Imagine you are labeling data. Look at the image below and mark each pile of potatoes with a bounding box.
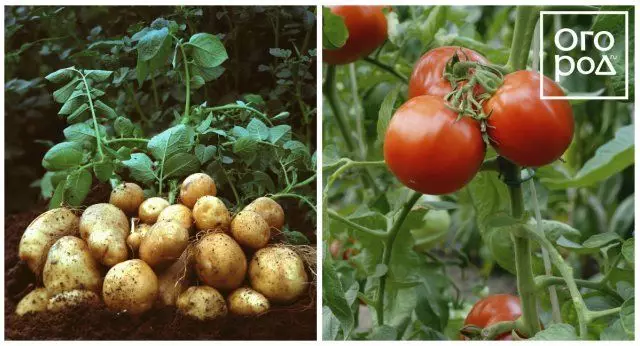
[15,173,309,321]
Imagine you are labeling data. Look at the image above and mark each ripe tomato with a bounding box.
[408,46,488,99]
[323,6,388,65]
[463,294,522,340]
[483,70,574,167]
[383,95,486,195]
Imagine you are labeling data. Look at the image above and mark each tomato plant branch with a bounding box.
[375,191,422,326]
[482,320,517,340]
[362,57,408,84]
[586,307,622,322]
[534,275,622,302]
[504,6,541,72]
[327,209,387,238]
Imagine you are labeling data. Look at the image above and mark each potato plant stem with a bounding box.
[77,69,104,159]
[179,42,191,121]
[204,104,273,126]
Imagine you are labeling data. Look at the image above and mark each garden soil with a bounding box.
[5,184,317,340]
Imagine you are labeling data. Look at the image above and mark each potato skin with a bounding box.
[47,289,100,312]
[103,259,158,315]
[244,197,285,230]
[157,204,193,230]
[230,210,270,249]
[19,207,79,274]
[180,173,217,208]
[194,233,246,291]
[79,203,130,266]
[43,236,102,297]
[228,287,270,316]
[249,246,308,304]
[192,196,230,231]
[139,221,189,268]
[126,223,151,252]
[79,203,129,239]
[109,182,145,215]
[15,288,49,316]
[177,286,227,321]
[138,197,170,224]
[157,250,191,306]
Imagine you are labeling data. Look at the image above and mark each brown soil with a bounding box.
[4,184,316,340]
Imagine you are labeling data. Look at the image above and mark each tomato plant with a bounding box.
[323,5,634,341]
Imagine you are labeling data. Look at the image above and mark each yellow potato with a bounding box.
[249,246,308,304]
[138,197,170,224]
[194,233,246,291]
[156,250,191,306]
[139,221,189,268]
[103,259,158,315]
[15,288,48,316]
[79,203,130,266]
[157,204,193,230]
[109,182,145,215]
[43,236,102,297]
[228,287,270,316]
[47,289,100,312]
[177,286,227,321]
[79,203,128,239]
[19,207,79,274]
[244,197,285,230]
[230,210,270,249]
[126,222,151,252]
[192,196,230,231]
[180,173,217,208]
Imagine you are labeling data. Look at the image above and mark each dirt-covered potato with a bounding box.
[47,289,100,312]
[249,246,308,304]
[15,288,48,316]
[103,259,158,315]
[79,203,130,266]
[157,204,193,230]
[126,222,151,252]
[180,173,217,208]
[19,207,79,274]
[227,287,270,316]
[194,233,246,291]
[192,196,230,231]
[244,197,285,230]
[230,210,270,249]
[157,250,191,306]
[138,197,170,224]
[43,236,102,297]
[176,286,227,321]
[109,182,145,215]
[139,221,189,268]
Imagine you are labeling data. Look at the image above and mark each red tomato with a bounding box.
[463,294,522,340]
[383,95,486,195]
[323,6,388,65]
[408,46,488,99]
[484,71,574,167]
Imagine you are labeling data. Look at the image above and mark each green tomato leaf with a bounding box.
[185,33,228,68]
[42,142,84,171]
[322,257,354,339]
[368,325,398,340]
[322,7,348,50]
[608,194,634,236]
[530,324,578,340]
[376,85,401,146]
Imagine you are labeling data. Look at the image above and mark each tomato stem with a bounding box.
[482,320,517,340]
[361,57,408,84]
[505,6,541,72]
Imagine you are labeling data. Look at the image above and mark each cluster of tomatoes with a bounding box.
[324,6,575,196]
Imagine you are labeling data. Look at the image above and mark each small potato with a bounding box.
[157,250,191,306]
[43,236,102,297]
[230,210,270,249]
[228,287,270,316]
[249,246,308,304]
[177,286,227,321]
[138,197,170,224]
[127,223,151,252]
[103,259,158,315]
[180,173,217,208]
[139,221,189,268]
[19,207,79,274]
[47,289,100,312]
[109,182,145,215]
[194,233,246,291]
[192,196,230,231]
[80,203,130,266]
[244,197,285,230]
[15,288,48,316]
[157,204,193,230]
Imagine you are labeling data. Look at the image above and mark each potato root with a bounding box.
[43,236,102,297]
[228,287,270,316]
[230,210,270,249]
[79,203,130,266]
[244,197,285,230]
[192,196,230,231]
[138,197,170,224]
[47,289,100,312]
[139,221,189,268]
[109,182,145,215]
[157,249,192,306]
[157,204,193,230]
[249,246,308,304]
[177,286,227,321]
[126,222,151,252]
[19,207,79,274]
[15,288,49,316]
[103,259,158,314]
[194,233,246,291]
[180,173,217,208]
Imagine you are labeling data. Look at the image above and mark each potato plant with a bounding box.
[322,5,634,341]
